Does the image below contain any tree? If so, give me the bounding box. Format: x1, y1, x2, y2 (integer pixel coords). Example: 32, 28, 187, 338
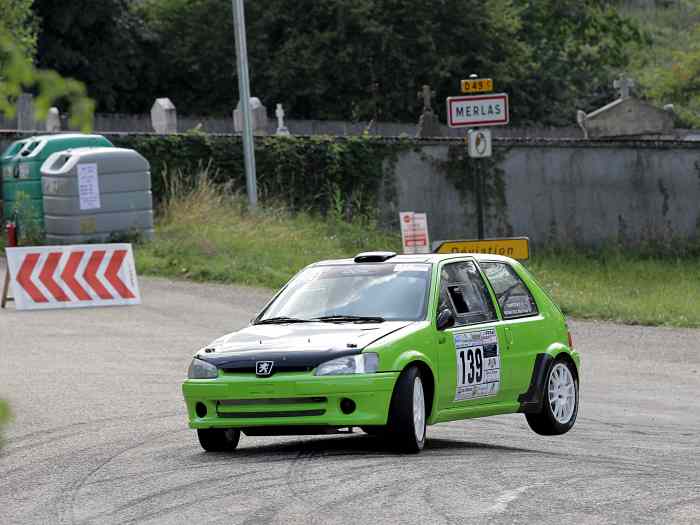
638, 26, 700, 126
32, 0, 158, 113
137, 0, 643, 125
628, 1, 700, 127
0, 30, 94, 131
138, 0, 238, 116
0, 0, 37, 60
513, 0, 643, 125
139, 0, 531, 121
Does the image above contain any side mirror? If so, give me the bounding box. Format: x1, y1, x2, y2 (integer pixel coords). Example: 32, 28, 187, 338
436, 308, 455, 331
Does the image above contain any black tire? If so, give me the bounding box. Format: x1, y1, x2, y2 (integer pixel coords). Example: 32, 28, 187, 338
386, 366, 427, 453
197, 428, 241, 452
525, 357, 578, 436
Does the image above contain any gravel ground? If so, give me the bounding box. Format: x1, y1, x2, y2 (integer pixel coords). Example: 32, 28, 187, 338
1, 274, 699, 524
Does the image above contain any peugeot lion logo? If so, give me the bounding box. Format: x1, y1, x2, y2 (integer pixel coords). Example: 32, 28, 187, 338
256, 361, 274, 377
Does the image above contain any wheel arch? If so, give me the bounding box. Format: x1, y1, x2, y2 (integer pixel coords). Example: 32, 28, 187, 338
553, 350, 579, 383
518, 346, 579, 414
388, 351, 437, 421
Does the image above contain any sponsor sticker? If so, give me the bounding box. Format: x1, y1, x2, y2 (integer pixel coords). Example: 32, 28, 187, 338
454, 328, 500, 401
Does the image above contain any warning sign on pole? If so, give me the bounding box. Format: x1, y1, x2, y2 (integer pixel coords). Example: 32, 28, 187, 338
4, 243, 141, 311
399, 212, 430, 254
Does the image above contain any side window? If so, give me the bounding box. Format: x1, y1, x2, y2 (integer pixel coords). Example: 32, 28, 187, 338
480, 262, 538, 319
439, 261, 497, 326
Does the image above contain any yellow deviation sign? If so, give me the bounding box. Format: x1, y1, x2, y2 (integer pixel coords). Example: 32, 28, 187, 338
460, 78, 493, 94
435, 237, 530, 260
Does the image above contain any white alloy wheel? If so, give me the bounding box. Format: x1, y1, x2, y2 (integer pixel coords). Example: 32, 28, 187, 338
413, 376, 426, 442
548, 362, 576, 424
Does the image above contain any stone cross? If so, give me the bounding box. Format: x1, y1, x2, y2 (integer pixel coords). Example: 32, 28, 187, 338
418, 85, 435, 113
151, 98, 178, 134
416, 84, 443, 138
46, 107, 61, 133
17, 93, 36, 131
613, 77, 635, 99
275, 103, 290, 135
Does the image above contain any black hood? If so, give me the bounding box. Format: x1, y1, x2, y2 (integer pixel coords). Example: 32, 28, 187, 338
197, 321, 411, 373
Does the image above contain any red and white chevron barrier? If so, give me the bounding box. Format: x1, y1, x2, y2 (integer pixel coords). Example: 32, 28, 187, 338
4, 244, 140, 310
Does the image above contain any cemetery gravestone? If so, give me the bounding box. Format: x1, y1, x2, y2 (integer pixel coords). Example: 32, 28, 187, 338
151, 98, 178, 134
576, 77, 673, 138
234, 97, 268, 136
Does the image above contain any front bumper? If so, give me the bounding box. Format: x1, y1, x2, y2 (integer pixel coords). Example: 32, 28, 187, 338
182, 371, 399, 430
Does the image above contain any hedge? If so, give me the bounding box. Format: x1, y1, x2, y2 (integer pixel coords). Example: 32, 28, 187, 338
110, 133, 409, 217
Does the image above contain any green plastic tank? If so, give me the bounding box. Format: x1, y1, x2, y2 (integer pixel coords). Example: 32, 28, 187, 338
1, 134, 113, 234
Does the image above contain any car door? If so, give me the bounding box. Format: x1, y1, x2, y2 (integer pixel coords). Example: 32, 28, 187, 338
436, 259, 509, 410
478, 261, 545, 401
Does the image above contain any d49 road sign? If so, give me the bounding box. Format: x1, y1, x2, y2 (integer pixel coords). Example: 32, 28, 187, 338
461, 78, 493, 94
447, 93, 509, 128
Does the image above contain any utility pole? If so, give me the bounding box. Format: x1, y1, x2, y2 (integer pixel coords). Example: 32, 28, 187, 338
231, 0, 257, 208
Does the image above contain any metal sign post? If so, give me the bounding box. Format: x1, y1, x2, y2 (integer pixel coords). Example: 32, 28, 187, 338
231, 0, 258, 208
449, 74, 507, 240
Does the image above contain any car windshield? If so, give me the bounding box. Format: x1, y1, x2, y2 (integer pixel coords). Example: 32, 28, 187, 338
259, 263, 432, 322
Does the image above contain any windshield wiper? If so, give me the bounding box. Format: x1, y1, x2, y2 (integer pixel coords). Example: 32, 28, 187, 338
312, 315, 385, 324
255, 316, 313, 325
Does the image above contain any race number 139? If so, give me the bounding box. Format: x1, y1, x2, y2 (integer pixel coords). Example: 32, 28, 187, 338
454, 329, 500, 401
459, 346, 483, 384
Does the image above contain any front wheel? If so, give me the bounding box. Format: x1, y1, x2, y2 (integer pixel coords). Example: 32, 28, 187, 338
197, 428, 241, 452
386, 366, 427, 453
525, 358, 578, 436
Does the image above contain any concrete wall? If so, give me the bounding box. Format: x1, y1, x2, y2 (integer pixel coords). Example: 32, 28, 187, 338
388, 140, 700, 246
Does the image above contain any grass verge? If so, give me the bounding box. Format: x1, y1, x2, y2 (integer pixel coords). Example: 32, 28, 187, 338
134, 172, 401, 289
527, 250, 700, 328
133, 173, 700, 328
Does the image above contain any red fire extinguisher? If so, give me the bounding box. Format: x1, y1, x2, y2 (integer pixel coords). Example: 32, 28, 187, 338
5, 213, 18, 248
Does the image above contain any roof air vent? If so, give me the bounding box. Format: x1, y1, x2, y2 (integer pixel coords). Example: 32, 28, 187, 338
353, 251, 397, 263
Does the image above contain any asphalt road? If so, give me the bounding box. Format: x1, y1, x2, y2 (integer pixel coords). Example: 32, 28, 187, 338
1, 275, 699, 524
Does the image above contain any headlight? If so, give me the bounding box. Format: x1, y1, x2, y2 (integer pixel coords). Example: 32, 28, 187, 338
314, 353, 379, 376
187, 358, 218, 379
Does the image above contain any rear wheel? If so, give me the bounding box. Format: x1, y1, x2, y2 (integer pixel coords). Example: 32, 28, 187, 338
525, 358, 578, 436
386, 366, 427, 453
197, 428, 241, 452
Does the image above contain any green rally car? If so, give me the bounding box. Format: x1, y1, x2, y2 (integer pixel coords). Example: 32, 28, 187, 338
183, 251, 580, 453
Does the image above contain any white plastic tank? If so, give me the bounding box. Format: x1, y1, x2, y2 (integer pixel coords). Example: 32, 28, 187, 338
41, 147, 154, 243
